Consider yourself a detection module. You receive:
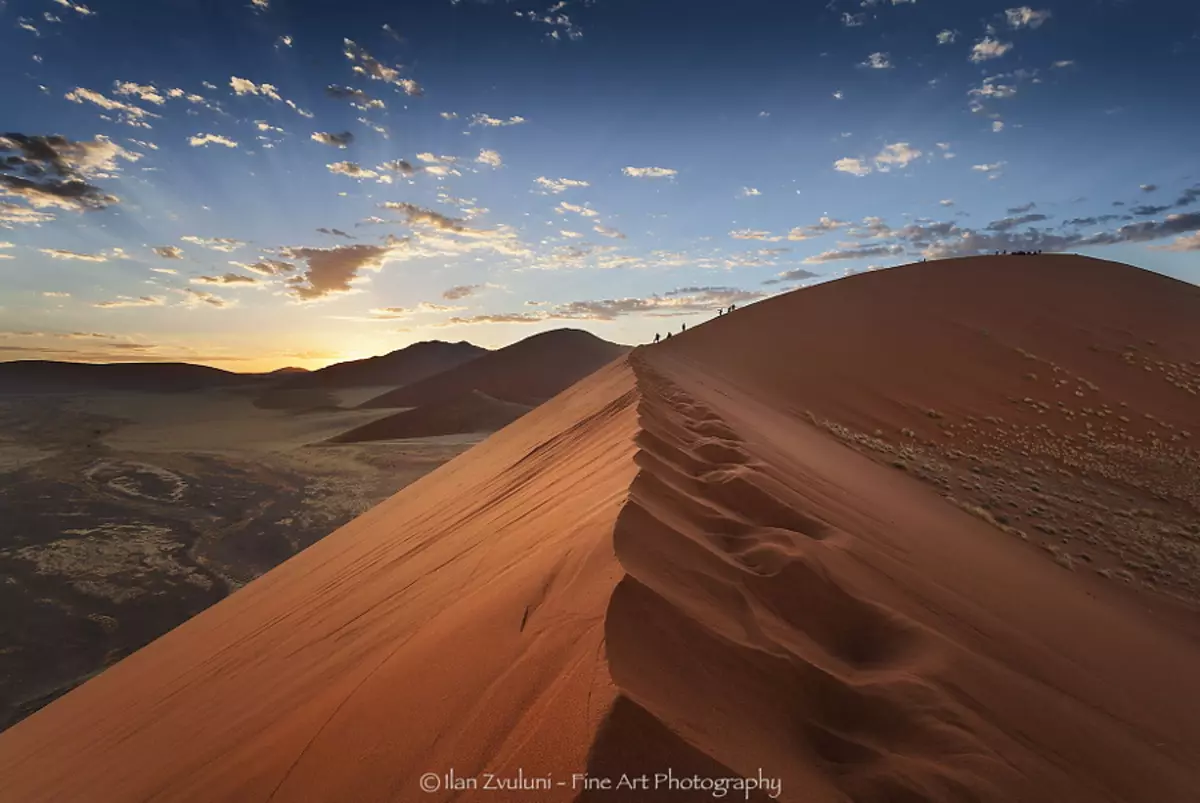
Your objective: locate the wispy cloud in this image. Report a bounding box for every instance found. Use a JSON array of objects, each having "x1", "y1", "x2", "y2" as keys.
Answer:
[
  {"x1": 476, "y1": 149, "x2": 502, "y2": 168},
  {"x1": 1005, "y1": 6, "x2": 1051, "y2": 29},
  {"x1": 188, "y1": 133, "x2": 238, "y2": 148},
  {"x1": 39, "y1": 248, "x2": 108, "y2": 261},
  {"x1": 180, "y1": 235, "x2": 245, "y2": 252},
  {"x1": 971, "y1": 37, "x2": 1014, "y2": 63},
  {"x1": 311, "y1": 131, "x2": 355, "y2": 148},
  {"x1": 622, "y1": 166, "x2": 677, "y2": 179},
  {"x1": 860, "y1": 52, "x2": 892, "y2": 69},
  {"x1": 535, "y1": 176, "x2": 590, "y2": 193},
  {"x1": 94, "y1": 295, "x2": 166, "y2": 308},
  {"x1": 343, "y1": 39, "x2": 422, "y2": 96},
  {"x1": 152, "y1": 245, "x2": 184, "y2": 259},
  {"x1": 469, "y1": 113, "x2": 526, "y2": 127}
]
